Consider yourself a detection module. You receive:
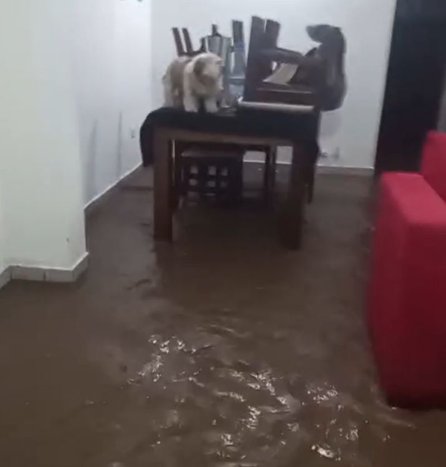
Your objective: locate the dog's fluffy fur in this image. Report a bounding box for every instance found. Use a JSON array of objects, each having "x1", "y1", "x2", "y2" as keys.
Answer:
[{"x1": 163, "y1": 53, "x2": 223, "y2": 113}]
